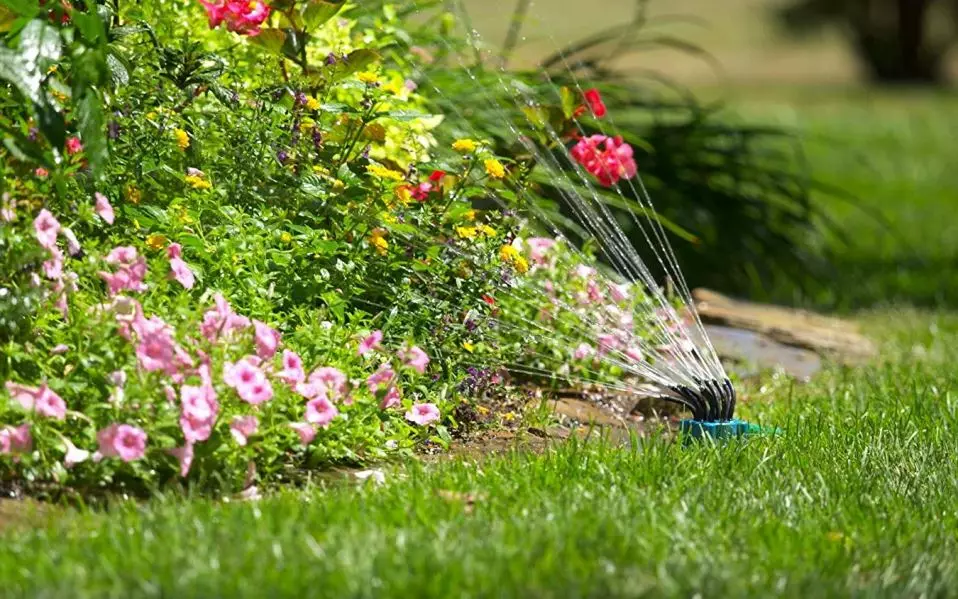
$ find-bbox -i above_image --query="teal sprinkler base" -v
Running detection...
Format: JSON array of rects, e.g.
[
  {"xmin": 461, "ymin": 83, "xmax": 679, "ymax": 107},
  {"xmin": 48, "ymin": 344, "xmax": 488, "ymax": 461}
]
[{"xmin": 680, "ymin": 419, "xmax": 777, "ymax": 443}]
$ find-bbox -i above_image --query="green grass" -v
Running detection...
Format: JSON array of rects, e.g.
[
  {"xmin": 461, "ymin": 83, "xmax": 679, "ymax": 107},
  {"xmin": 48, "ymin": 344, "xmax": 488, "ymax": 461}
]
[{"xmin": 1, "ymin": 309, "xmax": 957, "ymax": 597}]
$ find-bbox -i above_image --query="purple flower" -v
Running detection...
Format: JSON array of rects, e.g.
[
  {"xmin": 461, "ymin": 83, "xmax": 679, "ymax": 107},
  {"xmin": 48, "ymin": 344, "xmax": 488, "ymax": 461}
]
[
  {"xmin": 277, "ymin": 149, "xmax": 288, "ymax": 164},
  {"xmin": 107, "ymin": 121, "xmax": 120, "ymax": 140},
  {"xmin": 324, "ymin": 52, "xmax": 338, "ymax": 66},
  {"xmin": 312, "ymin": 129, "xmax": 323, "ymax": 149},
  {"xmin": 295, "ymin": 92, "xmax": 307, "ymax": 106}
]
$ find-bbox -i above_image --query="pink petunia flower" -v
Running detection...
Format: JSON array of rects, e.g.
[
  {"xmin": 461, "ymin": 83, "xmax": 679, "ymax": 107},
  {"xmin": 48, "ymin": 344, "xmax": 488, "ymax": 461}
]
[
  {"xmin": 596, "ymin": 333, "xmax": 619, "ymax": 355},
  {"xmin": 357, "ymin": 330, "xmax": 383, "ymax": 356},
  {"xmin": 405, "ymin": 403, "xmax": 440, "ymax": 426},
  {"xmin": 61, "ymin": 228, "xmax": 81, "ymax": 256},
  {"xmin": 573, "ymin": 343, "xmax": 594, "ymax": 360},
  {"xmin": 43, "ymin": 246, "xmax": 64, "ymax": 280},
  {"xmin": 570, "ymin": 134, "xmax": 637, "ymax": 187},
  {"xmin": 200, "ymin": 293, "xmax": 250, "ymax": 342},
  {"xmin": 100, "ymin": 247, "xmax": 148, "ymax": 296},
  {"xmin": 305, "ymin": 396, "xmax": 338, "ymax": 428},
  {"xmin": 609, "ymin": 283, "xmax": 630, "ymax": 303},
  {"xmin": 526, "ymin": 237, "xmax": 556, "ymax": 265},
  {"xmin": 168, "ymin": 442, "xmax": 195, "ymax": 477},
  {"xmin": 400, "ymin": 346, "xmax": 430, "ymax": 374},
  {"xmin": 290, "ymin": 422, "xmax": 316, "ymax": 445},
  {"xmin": 253, "ymin": 320, "xmax": 281, "ymax": 359},
  {"xmin": 309, "ymin": 366, "xmax": 348, "ymax": 400},
  {"xmin": 224, "ymin": 358, "xmax": 273, "ymax": 405},
  {"xmin": 379, "ymin": 385, "xmax": 401, "ymax": 410},
  {"xmin": 277, "ymin": 350, "xmax": 306, "ymax": 384},
  {"xmin": 366, "ymin": 364, "xmax": 396, "ymax": 393},
  {"xmin": 180, "ymin": 384, "xmax": 218, "ymax": 443},
  {"xmin": 33, "ymin": 209, "xmax": 60, "ymax": 250},
  {"xmin": 133, "ymin": 315, "xmax": 180, "ymax": 374},
  {"xmin": 5, "ymin": 381, "xmax": 38, "ymax": 410},
  {"xmin": 229, "ymin": 415, "xmax": 259, "ymax": 446},
  {"xmin": 625, "ymin": 346, "xmax": 643, "ymax": 362},
  {"xmin": 96, "ymin": 424, "xmax": 147, "ymax": 462},
  {"xmin": 34, "ymin": 384, "xmax": 66, "ymax": 420},
  {"xmin": 0, "ymin": 423, "xmax": 32, "ymax": 455},
  {"xmin": 62, "ymin": 437, "xmax": 90, "ymax": 468},
  {"xmin": 95, "ymin": 192, "xmax": 114, "ymax": 224}
]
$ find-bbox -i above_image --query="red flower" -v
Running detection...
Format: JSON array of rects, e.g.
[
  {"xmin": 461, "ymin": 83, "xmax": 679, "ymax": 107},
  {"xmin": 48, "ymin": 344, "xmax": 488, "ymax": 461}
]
[
  {"xmin": 570, "ymin": 134, "xmax": 637, "ymax": 187},
  {"xmin": 583, "ymin": 88, "xmax": 606, "ymax": 118},
  {"xmin": 410, "ymin": 182, "xmax": 433, "ymax": 201},
  {"xmin": 481, "ymin": 294, "xmax": 496, "ymax": 306},
  {"xmin": 429, "ymin": 170, "xmax": 446, "ymax": 183}
]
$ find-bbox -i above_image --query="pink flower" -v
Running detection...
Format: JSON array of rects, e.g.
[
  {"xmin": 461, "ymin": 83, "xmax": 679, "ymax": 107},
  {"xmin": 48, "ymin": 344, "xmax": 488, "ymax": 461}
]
[
  {"xmin": 200, "ymin": 293, "xmax": 250, "ymax": 342},
  {"xmin": 380, "ymin": 385, "xmax": 401, "ymax": 410},
  {"xmin": 596, "ymin": 333, "xmax": 619, "ymax": 355},
  {"xmin": 625, "ymin": 347, "xmax": 643, "ymax": 362},
  {"xmin": 573, "ymin": 343, "xmax": 594, "ymax": 360},
  {"xmin": 43, "ymin": 246, "xmax": 63, "ymax": 280},
  {"xmin": 253, "ymin": 320, "xmax": 281, "ymax": 359},
  {"xmin": 65, "ymin": 136, "xmax": 83, "ymax": 155},
  {"xmin": 0, "ymin": 423, "xmax": 32, "ymax": 455},
  {"xmin": 134, "ymin": 316, "xmax": 180, "ymax": 374},
  {"xmin": 570, "ymin": 135, "xmax": 637, "ymax": 187},
  {"xmin": 168, "ymin": 442, "xmax": 195, "ymax": 477},
  {"xmin": 224, "ymin": 358, "xmax": 273, "ymax": 405},
  {"xmin": 169, "ymin": 257, "xmax": 195, "ymax": 289},
  {"xmin": 358, "ymin": 330, "xmax": 383, "ymax": 356},
  {"xmin": 609, "ymin": 283, "xmax": 630, "ymax": 303},
  {"xmin": 96, "ymin": 424, "xmax": 147, "ymax": 462},
  {"xmin": 100, "ymin": 247, "xmax": 148, "ymax": 296},
  {"xmin": 34, "ymin": 167, "xmax": 48, "ymax": 177},
  {"xmin": 5, "ymin": 381, "xmax": 38, "ymax": 410},
  {"xmin": 277, "ymin": 350, "xmax": 306, "ymax": 384},
  {"xmin": 405, "ymin": 403, "xmax": 440, "ymax": 426},
  {"xmin": 33, "ymin": 209, "xmax": 60, "ymax": 250},
  {"xmin": 583, "ymin": 88, "xmax": 607, "ymax": 118},
  {"xmin": 366, "ymin": 365, "xmax": 396, "ymax": 392},
  {"xmin": 294, "ymin": 381, "xmax": 326, "ymax": 400},
  {"xmin": 180, "ymin": 384, "xmax": 218, "ymax": 443},
  {"xmin": 400, "ymin": 346, "xmax": 430, "ymax": 374},
  {"xmin": 229, "ymin": 415, "xmax": 259, "ymax": 446},
  {"xmin": 1, "ymin": 195, "xmax": 14, "ymax": 222},
  {"xmin": 95, "ymin": 192, "xmax": 114, "ymax": 224},
  {"xmin": 305, "ymin": 396, "xmax": 338, "ymax": 428},
  {"xmin": 4, "ymin": 382, "xmax": 65, "ymax": 419},
  {"xmin": 526, "ymin": 238, "xmax": 555, "ymax": 265},
  {"xmin": 51, "ymin": 344, "xmax": 69, "ymax": 355},
  {"xmin": 35, "ymin": 384, "xmax": 66, "ymax": 420},
  {"xmin": 61, "ymin": 228, "xmax": 81, "ymax": 256},
  {"xmin": 62, "ymin": 437, "xmax": 90, "ymax": 468},
  {"xmin": 290, "ymin": 422, "xmax": 316, "ymax": 445},
  {"xmin": 308, "ymin": 367, "xmax": 348, "ymax": 399},
  {"xmin": 199, "ymin": 0, "xmax": 271, "ymax": 36}
]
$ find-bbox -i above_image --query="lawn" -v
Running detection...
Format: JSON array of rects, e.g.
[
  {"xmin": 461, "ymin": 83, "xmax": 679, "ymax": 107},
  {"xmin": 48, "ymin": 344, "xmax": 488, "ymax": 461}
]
[
  {"xmin": 1, "ymin": 309, "xmax": 957, "ymax": 598},
  {"xmin": 3, "ymin": 2, "xmax": 957, "ymax": 597}
]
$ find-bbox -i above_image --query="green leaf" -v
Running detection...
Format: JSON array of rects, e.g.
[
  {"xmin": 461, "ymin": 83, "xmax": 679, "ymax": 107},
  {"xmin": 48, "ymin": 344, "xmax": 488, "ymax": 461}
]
[
  {"xmin": 19, "ymin": 19, "xmax": 61, "ymax": 70},
  {"xmin": 106, "ymin": 52, "xmax": 129, "ymax": 86},
  {"xmin": 247, "ymin": 28, "xmax": 287, "ymax": 55},
  {"xmin": 560, "ymin": 86, "xmax": 576, "ymax": 119},
  {"xmin": 335, "ymin": 49, "xmax": 379, "ymax": 76},
  {"xmin": 71, "ymin": 10, "xmax": 107, "ymax": 45},
  {"xmin": 2, "ymin": 0, "xmax": 39, "ymax": 18},
  {"xmin": 380, "ymin": 110, "xmax": 430, "ymax": 122},
  {"xmin": 302, "ymin": 0, "xmax": 345, "ymax": 29},
  {"xmin": 76, "ymin": 91, "xmax": 107, "ymax": 175},
  {"xmin": 35, "ymin": 101, "xmax": 65, "ymax": 150}
]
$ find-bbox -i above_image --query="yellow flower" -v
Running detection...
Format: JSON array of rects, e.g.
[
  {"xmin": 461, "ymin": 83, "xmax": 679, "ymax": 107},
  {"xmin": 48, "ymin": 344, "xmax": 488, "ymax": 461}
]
[
  {"xmin": 452, "ymin": 139, "xmax": 478, "ymax": 153},
  {"xmin": 369, "ymin": 228, "xmax": 388, "ymax": 255},
  {"xmin": 367, "ymin": 164, "xmax": 404, "ymax": 181},
  {"xmin": 465, "ymin": 209, "xmax": 477, "ymax": 221},
  {"xmin": 280, "ymin": 232, "xmax": 293, "ymax": 244},
  {"xmin": 484, "ymin": 158, "xmax": 505, "ymax": 179},
  {"xmin": 305, "ymin": 96, "xmax": 321, "ymax": 111},
  {"xmin": 132, "ymin": 219, "xmax": 141, "ymax": 230},
  {"xmin": 455, "ymin": 226, "xmax": 478, "ymax": 239},
  {"xmin": 125, "ymin": 184, "xmax": 141, "ymax": 205},
  {"xmin": 502, "ymin": 411, "xmax": 516, "ymax": 422},
  {"xmin": 462, "ymin": 341, "xmax": 475, "ymax": 353},
  {"xmin": 146, "ymin": 233, "xmax": 167, "ymax": 250},
  {"xmin": 381, "ymin": 80, "xmax": 403, "ymax": 96},
  {"xmin": 177, "ymin": 206, "xmax": 194, "ymax": 225},
  {"xmin": 479, "ymin": 224, "xmax": 496, "ymax": 237},
  {"xmin": 174, "ymin": 128, "xmax": 190, "ymax": 150},
  {"xmin": 185, "ymin": 174, "xmax": 212, "ymax": 190},
  {"xmin": 47, "ymin": 64, "xmax": 58, "ymax": 74},
  {"xmin": 500, "ymin": 244, "xmax": 529, "ymax": 273},
  {"xmin": 380, "ymin": 212, "xmax": 397, "ymax": 224},
  {"xmin": 395, "ymin": 185, "xmax": 413, "ymax": 205},
  {"xmin": 357, "ymin": 71, "xmax": 381, "ymax": 84}
]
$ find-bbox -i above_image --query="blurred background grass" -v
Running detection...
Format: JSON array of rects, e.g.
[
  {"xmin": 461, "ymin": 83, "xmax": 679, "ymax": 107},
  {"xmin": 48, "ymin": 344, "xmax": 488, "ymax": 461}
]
[{"xmin": 461, "ymin": 0, "xmax": 958, "ymax": 309}]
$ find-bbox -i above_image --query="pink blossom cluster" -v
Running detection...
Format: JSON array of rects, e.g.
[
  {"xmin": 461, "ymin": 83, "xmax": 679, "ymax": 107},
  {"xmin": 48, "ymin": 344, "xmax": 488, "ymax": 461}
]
[
  {"xmin": 570, "ymin": 135, "xmax": 637, "ymax": 187},
  {"xmin": 99, "ymin": 246, "xmax": 148, "ymax": 296},
  {"xmin": 32, "ymin": 209, "xmax": 76, "ymax": 317},
  {"xmin": 199, "ymin": 0, "xmax": 271, "ymax": 36}
]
